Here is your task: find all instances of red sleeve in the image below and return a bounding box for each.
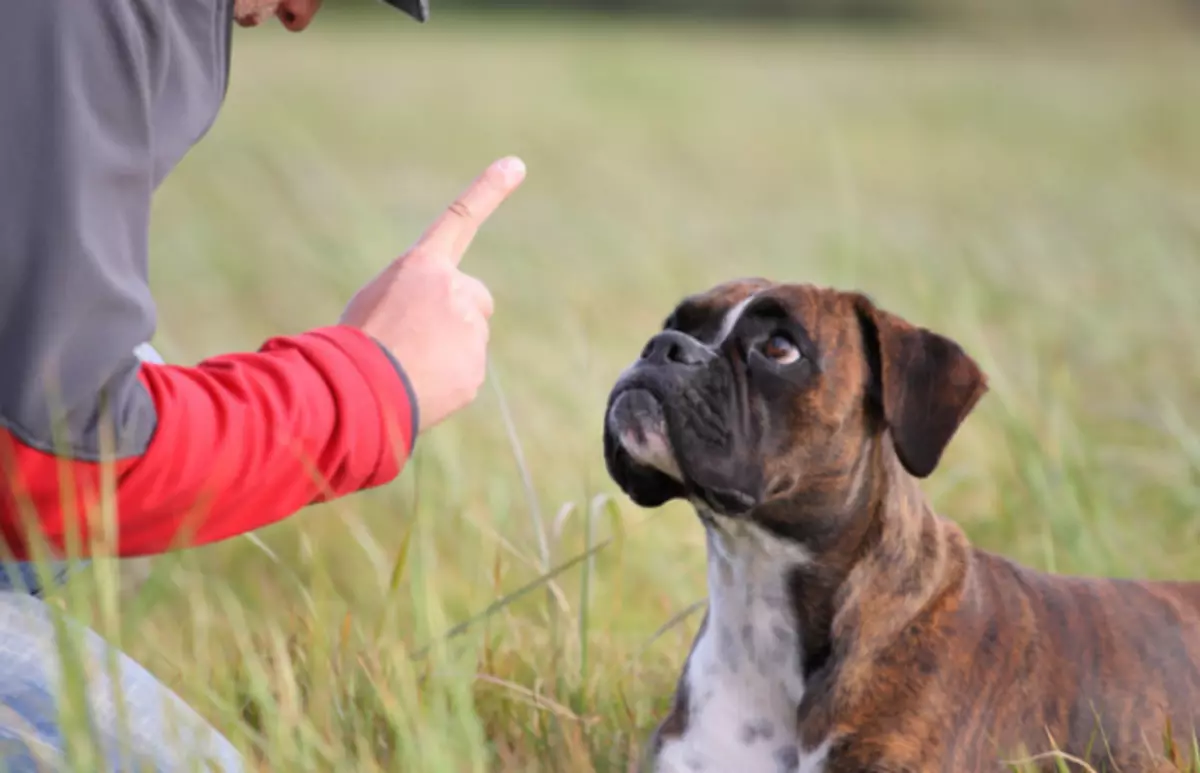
[0,325,418,559]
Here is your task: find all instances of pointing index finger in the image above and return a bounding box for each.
[413,156,526,266]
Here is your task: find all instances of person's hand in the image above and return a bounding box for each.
[340,156,526,432]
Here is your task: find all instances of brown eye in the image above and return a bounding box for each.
[762,334,800,364]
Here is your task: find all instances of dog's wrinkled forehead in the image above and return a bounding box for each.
[662,278,850,352]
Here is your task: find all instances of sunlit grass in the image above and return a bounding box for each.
[14,13,1200,772]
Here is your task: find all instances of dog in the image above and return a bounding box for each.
[602,278,1200,773]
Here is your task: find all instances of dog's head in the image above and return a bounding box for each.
[603,279,988,525]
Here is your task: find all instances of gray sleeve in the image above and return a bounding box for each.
[0,0,163,460]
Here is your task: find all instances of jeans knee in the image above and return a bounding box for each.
[0,593,245,772]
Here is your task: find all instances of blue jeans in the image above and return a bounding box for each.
[0,344,245,772]
[0,593,245,772]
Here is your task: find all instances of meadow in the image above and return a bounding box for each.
[36,11,1200,772]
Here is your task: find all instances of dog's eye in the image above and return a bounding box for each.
[761,334,801,365]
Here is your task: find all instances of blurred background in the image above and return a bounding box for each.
[57,0,1200,770]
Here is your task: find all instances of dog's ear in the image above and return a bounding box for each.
[852,294,988,479]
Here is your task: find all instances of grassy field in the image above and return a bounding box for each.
[33,12,1200,772]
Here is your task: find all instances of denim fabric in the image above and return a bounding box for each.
[0,593,244,772]
[0,564,76,598]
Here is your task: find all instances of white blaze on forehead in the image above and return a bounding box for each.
[708,292,760,347]
[615,291,760,483]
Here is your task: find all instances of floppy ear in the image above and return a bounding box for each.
[853,295,988,479]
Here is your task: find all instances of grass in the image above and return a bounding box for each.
[12,11,1200,772]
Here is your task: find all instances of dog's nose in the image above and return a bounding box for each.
[640,331,712,367]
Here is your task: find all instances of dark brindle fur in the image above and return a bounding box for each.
[603,278,1200,773]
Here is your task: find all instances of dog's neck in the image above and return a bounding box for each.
[693,434,970,723]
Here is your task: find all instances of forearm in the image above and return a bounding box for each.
[1,326,417,559]
[0,0,419,560]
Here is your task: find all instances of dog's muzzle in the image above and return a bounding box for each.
[607,388,684,482]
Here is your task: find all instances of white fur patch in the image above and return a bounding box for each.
[620,425,684,481]
[710,293,759,346]
[651,514,830,773]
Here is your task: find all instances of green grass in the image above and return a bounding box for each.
[25,13,1200,772]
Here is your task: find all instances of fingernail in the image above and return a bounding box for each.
[497,156,526,183]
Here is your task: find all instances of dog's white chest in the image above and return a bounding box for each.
[652,519,830,773]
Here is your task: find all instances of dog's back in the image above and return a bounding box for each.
[603,278,1200,773]
[942,550,1200,770]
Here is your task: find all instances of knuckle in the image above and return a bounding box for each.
[463,377,483,403]
[464,274,495,315]
[451,294,474,318]
[447,199,474,221]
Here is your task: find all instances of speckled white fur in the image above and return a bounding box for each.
[650,513,829,773]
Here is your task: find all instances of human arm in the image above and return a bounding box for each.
[0,0,521,559]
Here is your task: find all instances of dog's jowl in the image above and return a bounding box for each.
[603,279,1200,773]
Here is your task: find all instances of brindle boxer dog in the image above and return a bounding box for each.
[602,278,1200,773]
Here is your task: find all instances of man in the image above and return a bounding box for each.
[0,0,525,769]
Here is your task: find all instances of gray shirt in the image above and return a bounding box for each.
[0,0,234,460]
